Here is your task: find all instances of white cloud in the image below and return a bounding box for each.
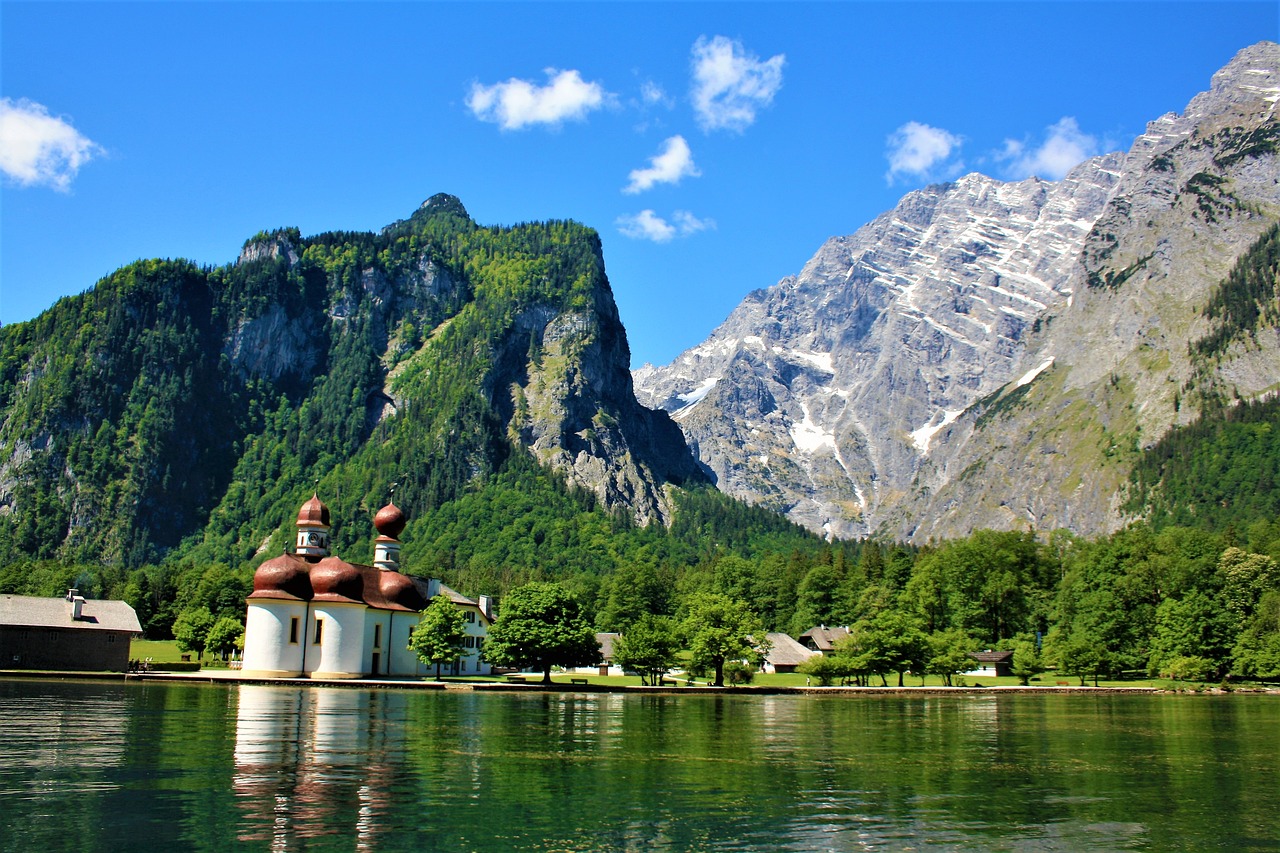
[0,98,102,191]
[617,209,715,243]
[885,121,964,184]
[467,68,608,130]
[671,210,714,236]
[999,117,1101,180]
[640,80,671,107]
[624,135,700,194]
[691,35,785,133]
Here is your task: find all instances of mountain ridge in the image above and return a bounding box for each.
[636,40,1280,543]
[0,196,704,566]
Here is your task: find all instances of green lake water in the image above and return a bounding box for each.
[0,679,1276,851]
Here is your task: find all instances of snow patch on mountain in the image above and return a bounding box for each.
[910,409,965,456]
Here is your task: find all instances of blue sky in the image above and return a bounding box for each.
[2,2,1276,368]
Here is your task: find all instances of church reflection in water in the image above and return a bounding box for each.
[232,685,405,850]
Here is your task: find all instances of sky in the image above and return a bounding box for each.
[2,3,1277,368]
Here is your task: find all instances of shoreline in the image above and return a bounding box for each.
[5,668,1261,695]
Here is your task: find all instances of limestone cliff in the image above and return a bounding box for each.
[636,41,1280,542]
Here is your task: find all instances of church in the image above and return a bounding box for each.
[241,494,493,679]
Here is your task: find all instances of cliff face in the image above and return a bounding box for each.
[635,153,1124,539]
[636,41,1280,543]
[0,195,701,565]
[887,41,1280,543]
[488,240,704,526]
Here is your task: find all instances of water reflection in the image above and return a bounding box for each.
[3,682,1278,851]
[232,686,406,849]
[0,682,129,796]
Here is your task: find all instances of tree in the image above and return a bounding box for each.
[598,562,672,631]
[1217,547,1280,629]
[789,564,840,636]
[611,614,680,686]
[1051,629,1102,686]
[482,582,599,684]
[925,628,975,686]
[1148,591,1234,680]
[1232,590,1280,679]
[172,606,214,661]
[409,593,468,679]
[1010,637,1044,685]
[853,609,929,686]
[205,615,244,660]
[797,652,855,687]
[680,592,767,687]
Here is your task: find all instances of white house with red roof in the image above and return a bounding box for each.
[241,495,493,679]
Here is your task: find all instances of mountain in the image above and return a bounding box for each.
[0,196,705,567]
[635,41,1280,543]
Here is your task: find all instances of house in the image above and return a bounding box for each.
[0,590,142,672]
[241,494,494,679]
[763,632,818,673]
[799,625,850,655]
[965,650,1014,678]
[595,632,621,676]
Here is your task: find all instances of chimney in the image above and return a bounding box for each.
[70,595,85,620]
[479,595,494,622]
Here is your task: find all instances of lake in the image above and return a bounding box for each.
[0,678,1276,851]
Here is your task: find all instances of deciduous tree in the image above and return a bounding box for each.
[680,591,767,687]
[611,614,679,685]
[172,606,214,661]
[482,582,599,684]
[205,614,244,660]
[409,593,468,679]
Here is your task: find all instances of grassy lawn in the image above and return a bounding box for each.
[129,639,236,668]
[130,639,185,663]
[118,646,1229,691]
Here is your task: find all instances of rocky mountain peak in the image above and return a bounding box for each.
[636,41,1280,543]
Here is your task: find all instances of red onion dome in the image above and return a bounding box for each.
[309,557,364,602]
[379,570,426,611]
[297,493,331,527]
[373,502,406,539]
[251,553,312,600]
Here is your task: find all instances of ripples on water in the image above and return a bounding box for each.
[1,680,1277,851]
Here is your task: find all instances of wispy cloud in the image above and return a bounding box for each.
[467,68,609,130]
[885,121,964,184]
[624,135,700,194]
[0,98,102,191]
[691,35,785,133]
[998,117,1101,180]
[640,80,672,108]
[617,209,715,243]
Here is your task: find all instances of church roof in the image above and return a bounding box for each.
[249,560,433,612]
[0,595,142,633]
[297,493,330,527]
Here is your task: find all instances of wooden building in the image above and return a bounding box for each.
[0,590,142,672]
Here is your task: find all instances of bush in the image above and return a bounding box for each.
[723,661,755,685]
[1160,655,1215,682]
